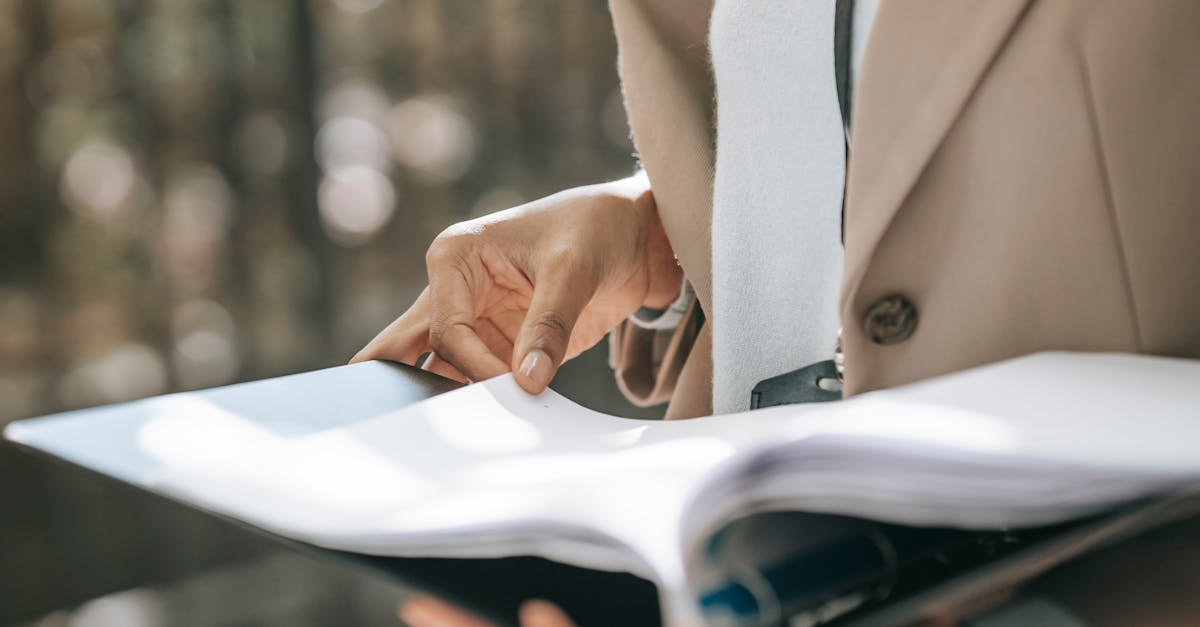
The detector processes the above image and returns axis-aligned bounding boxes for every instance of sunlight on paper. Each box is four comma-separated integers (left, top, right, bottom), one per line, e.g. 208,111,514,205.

424,403,544,454
137,395,281,469
138,395,431,513
268,432,434,511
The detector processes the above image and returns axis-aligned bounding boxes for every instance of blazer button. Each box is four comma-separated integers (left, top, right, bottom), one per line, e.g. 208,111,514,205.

863,294,918,345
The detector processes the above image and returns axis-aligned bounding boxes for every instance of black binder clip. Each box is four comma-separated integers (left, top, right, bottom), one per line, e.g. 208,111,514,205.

750,359,843,409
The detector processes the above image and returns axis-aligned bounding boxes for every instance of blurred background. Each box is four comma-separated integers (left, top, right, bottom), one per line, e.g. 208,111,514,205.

0,0,660,624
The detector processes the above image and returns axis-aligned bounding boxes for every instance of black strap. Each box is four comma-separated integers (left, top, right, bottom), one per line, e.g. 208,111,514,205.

834,0,854,244
833,0,855,135
750,359,843,409
835,0,854,241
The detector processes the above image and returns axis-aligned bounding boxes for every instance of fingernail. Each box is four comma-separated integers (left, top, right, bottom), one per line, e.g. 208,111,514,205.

519,349,553,390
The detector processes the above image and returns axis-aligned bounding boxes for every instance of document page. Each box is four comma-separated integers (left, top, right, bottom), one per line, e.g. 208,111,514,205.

4,362,797,590
680,352,1200,563
10,353,1200,626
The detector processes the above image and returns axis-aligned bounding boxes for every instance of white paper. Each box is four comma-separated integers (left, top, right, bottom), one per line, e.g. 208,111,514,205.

9,352,1200,627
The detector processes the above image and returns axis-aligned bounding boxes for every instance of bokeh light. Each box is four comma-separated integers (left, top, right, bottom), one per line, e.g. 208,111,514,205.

386,96,478,183
316,115,391,173
59,343,168,408
331,0,387,15
172,299,239,390
160,165,234,290
318,165,397,246
0,2,657,623
59,140,142,223
318,80,390,123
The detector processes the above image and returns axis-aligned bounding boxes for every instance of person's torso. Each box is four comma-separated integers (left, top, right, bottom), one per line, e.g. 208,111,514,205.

840,0,1200,394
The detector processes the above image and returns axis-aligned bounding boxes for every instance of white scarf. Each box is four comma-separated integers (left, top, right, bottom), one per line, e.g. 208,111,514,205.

708,0,847,413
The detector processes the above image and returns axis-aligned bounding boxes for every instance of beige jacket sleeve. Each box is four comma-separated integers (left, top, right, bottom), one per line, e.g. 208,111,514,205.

609,295,713,419
607,0,716,418
608,289,703,407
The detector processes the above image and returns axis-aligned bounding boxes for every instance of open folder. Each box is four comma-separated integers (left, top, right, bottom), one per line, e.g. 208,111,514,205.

7,352,1200,625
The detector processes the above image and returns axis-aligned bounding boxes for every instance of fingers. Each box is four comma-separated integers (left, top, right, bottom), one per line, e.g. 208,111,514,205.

398,596,495,627
519,600,576,627
427,261,510,382
396,597,575,627
421,318,512,383
353,266,514,382
360,219,599,392
511,262,596,394
421,352,468,383
476,318,516,366
351,288,433,365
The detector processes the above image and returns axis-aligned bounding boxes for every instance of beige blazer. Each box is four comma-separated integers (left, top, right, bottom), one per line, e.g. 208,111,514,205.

609,0,1200,416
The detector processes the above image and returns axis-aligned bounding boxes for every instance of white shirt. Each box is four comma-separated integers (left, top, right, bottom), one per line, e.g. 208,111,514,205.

706,0,878,414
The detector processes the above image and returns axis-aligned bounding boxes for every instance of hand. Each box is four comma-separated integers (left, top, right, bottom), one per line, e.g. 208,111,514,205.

399,596,575,627
352,174,681,394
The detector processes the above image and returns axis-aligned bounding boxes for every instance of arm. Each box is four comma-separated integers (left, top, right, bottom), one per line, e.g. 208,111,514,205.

610,0,716,316
353,173,682,393
606,0,717,416
357,1,716,403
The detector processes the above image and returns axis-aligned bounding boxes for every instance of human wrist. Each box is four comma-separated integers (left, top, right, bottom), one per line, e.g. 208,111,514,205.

601,170,653,200
630,279,691,330
636,192,683,310
589,172,680,310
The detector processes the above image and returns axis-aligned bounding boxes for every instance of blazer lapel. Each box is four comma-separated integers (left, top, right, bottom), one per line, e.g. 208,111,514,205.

840,0,1035,310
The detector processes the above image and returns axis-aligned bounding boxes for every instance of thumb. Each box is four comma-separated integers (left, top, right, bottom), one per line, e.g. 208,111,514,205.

513,268,594,394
